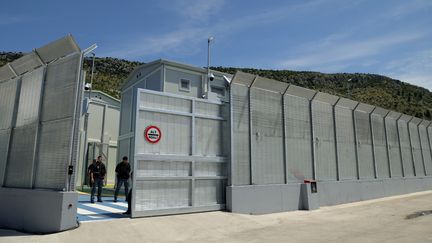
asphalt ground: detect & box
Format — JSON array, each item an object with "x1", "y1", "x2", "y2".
[{"x1": 1, "y1": 191, "x2": 431, "y2": 243}]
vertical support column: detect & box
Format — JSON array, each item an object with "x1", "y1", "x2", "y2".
[
  {"x1": 309, "y1": 93, "x2": 318, "y2": 180},
  {"x1": 332, "y1": 99, "x2": 340, "y2": 181},
  {"x1": 228, "y1": 87, "x2": 234, "y2": 186},
  {"x1": 396, "y1": 115, "x2": 405, "y2": 177},
  {"x1": 406, "y1": 117, "x2": 416, "y2": 176},
  {"x1": 352, "y1": 104, "x2": 360, "y2": 180},
  {"x1": 248, "y1": 77, "x2": 257, "y2": 185},
  {"x1": 417, "y1": 123, "x2": 427, "y2": 177},
  {"x1": 383, "y1": 112, "x2": 392, "y2": 178},
  {"x1": 282, "y1": 93, "x2": 288, "y2": 184},
  {"x1": 31, "y1": 65, "x2": 48, "y2": 188},
  {"x1": 369, "y1": 108, "x2": 378, "y2": 179},
  {"x1": 427, "y1": 124, "x2": 432, "y2": 176},
  {"x1": 2, "y1": 77, "x2": 22, "y2": 186},
  {"x1": 191, "y1": 99, "x2": 196, "y2": 206}
]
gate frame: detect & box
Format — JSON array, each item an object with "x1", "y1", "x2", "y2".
[{"x1": 131, "y1": 88, "x2": 228, "y2": 217}]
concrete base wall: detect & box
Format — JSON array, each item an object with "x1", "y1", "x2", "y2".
[
  {"x1": 227, "y1": 177, "x2": 432, "y2": 214},
  {"x1": 0, "y1": 188, "x2": 78, "y2": 233}
]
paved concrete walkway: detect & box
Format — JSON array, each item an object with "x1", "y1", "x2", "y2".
[{"x1": 1, "y1": 191, "x2": 432, "y2": 243}]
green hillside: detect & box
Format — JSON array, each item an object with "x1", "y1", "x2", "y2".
[{"x1": 1, "y1": 52, "x2": 431, "y2": 119}]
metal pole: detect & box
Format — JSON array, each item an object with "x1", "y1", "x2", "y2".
[
  {"x1": 90, "y1": 53, "x2": 96, "y2": 99},
  {"x1": 206, "y1": 37, "x2": 214, "y2": 98}
]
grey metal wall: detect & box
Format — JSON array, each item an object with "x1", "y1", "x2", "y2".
[
  {"x1": 0, "y1": 36, "x2": 83, "y2": 190},
  {"x1": 230, "y1": 71, "x2": 432, "y2": 187}
]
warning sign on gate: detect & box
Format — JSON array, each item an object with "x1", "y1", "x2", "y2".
[{"x1": 144, "y1": 125, "x2": 161, "y2": 144}]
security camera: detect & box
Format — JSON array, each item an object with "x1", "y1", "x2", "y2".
[
  {"x1": 84, "y1": 83, "x2": 92, "y2": 90},
  {"x1": 208, "y1": 72, "x2": 215, "y2": 81}
]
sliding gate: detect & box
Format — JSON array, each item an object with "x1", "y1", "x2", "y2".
[{"x1": 132, "y1": 89, "x2": 228, "y2": 217}]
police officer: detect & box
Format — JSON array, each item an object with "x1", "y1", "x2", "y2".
[
  {"x1": 114, "y1": 156, "x2": 131, "y2": 202},
  {"x1": 88, "y1": 155, "x2": 106, "y2": 203}
]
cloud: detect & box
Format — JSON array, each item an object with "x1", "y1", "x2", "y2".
[
  {"x1": 278, "y1": 31, "x2": 427, "y2": 72},
  {"x1": 382, "y1": 49, "x2": 432, "y2": 90},
  {"x1": 0, "y1": 14, "x2": 27, "y2": 26},
  {"x1": 101, "y1": 0, "x2": 329, "y2": 59}
]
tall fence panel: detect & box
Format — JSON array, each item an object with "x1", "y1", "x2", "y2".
[
  {"x1": 398, "y1": 116, "x2": 414, "y2": 177},
  {"x1": 409, "y1": 118, "x2": 425, "y2": 176},
  {"x1": 0, "y1": 35, "x2": 83, "y2": 191},
  {"x1": 354, "y1": 104, "x2": 375, "y2": 179},
  {"x1": 371, "y1": 109, "x2": 390, "y2": 178},
  {"x1": 335, "y1": 100, "x2": 357, "y2": 180},
  {"x1": 284, "y1": 94, "x2": 313, "y2": 182},
  {"x1": 312, "y1": 100, "x2": 337, "y2": 181},
  {"x1": 385, "y1": 113, "x2": 403, "y2": 177},
  {"x1": 0, "y1": 78, "x2": 19, "y2": 186},
  {"x1": 250, "y1": 87, "x2": 285, "y2": 184},
  {"x1": 419, "y1": 121, "x2": 432, "y2": 175},
  {"x1": 230, "y1": 72, "x2": 255, "y2": 185}
]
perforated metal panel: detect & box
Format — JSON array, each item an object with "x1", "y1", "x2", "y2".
[
  {"x1": 231, "y1": 84, "x2": 251, "y2": 185},
  {"x1": 385, "y1": 117, "x2": 403, "y2": 177},
  {"x1": 250, "y1": 88, "x2": 284, "y2": 184},
  {"x1": 0, "y1": 78, "x2": 19, "y2": 130},
  {"x1": 34, "y1": 119, "x2": 73, "y2": 189},
  {"x1": 120, "y1": 89, "x2": 133, "y2": 135},
  {"x1": 132, "y1": 89, "x2": 227, "y2": 217},
  {"x1": 335, "y1": 107, "x2": 357, "y2": 180},
  {"x1": 409, "y1": 123, "x2": 424, "y2": 176},
  {"x1": 312, "y1": 101, "x2": 337, "y2": 181},
  {"x1": 371, "y1": 114, "x2": 390, "y2": 178},
  {"x1": 0, "y1": 129, "x2": 11, "y2": 186},
  {"x1": 4, "y1": 125, "x2": 37, "y2": 188},
  {"x1": 354, "y1": 110, "x2": 375, "y2": 179},
  {"x1": 398, "y1": 120, "x2": 414, "y2": 177},
  {"x1": 419, "y1": 125, "x2": 432, "y2": 175},
  {"x1": 284, "y1": 95, "x2": 313, "y2": 182},
  {"x1": 15, "y1": 68, "x2": 44, "y2": 127}
]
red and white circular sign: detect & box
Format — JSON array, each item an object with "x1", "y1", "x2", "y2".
[{"x1": 144, "y1": 125, "x2": 162, "y2": 144}]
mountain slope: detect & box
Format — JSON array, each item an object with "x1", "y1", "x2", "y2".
[{"x1": 1, "y1": 52, "x2": 430, "y2": 119}]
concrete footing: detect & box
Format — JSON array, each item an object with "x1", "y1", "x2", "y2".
[
  {"x1": 227, "y1": 177, "x2": 432, "y2": 214},
  {"x1": 0, "y1": 188, "x2": 78, "y2": 233}
]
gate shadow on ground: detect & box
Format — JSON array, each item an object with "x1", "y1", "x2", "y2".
[{"x1": 77, "y1": 194, "x2": 130, "y2": 222}]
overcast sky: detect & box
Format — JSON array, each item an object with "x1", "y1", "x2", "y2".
[{"x1": 1, "y1": 0, "x2": 431, "y2": 89}]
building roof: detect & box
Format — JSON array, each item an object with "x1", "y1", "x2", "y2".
[{"x1": 121, "y1": 58, "x2": 232, "y2": 91}]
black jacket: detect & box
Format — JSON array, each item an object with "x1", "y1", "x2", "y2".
[
  {"x1": 88, "y1": 162, "x2": 106, "y2": 179},
  {"x1": 115, "y1": 162, "x2": 131, "y2": 179}
]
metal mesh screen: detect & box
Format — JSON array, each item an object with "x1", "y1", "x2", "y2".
[
  {"x1": 196, "y1": 118, "x2": 224, "y2": 156},
  {"x1": 0, "y1": 78, "x2": 19, "y2": 130},
  {"x1": 284, "y1": 95, "x2": 313, "y2": 182},
  {"x1": 4, "y1": 125, "x2": 37, "y2": 188},
  {"x1": 34, "y1": 119, "x2": 73, "y2": 189},
  {"x1": 15, "y1": 68, "x2": 44, "y2": 127},
  {"x1": 354, "y1": 111, "x2": 375, "y2": 179},
  {"x1": 335, "y1": 107, "x2": 357, "y2": 180},
  {"x1": 135, "y1": 179, "x2": 191, "y2": 211},
  {"x1": 250, "y1": 88, "x2": 284, "y2": 184},
  {"x1": 312, "y1": 101, "x2": 337, "y2": 181},
  {"x1": 140, "y1": 92, "x2": 192, "y2": 113},
  {"x1": 409, "y1": 123, "x2": 425, "y2": 176},
  {"x1": 419, "y1": 125, "x2": 432, "y2": 175},
  {"x1": 195, "y1": 180, "x2": 225, "y2": 206},
  {"x1": 0, "y1": 129, "x2": 11, "y2": 186},
  {"x1": 195, "y1": 101, "x2": 221, "y2": 117},
  {"x1": 231, "y1": 84, "x2": 251, "y2": 185},
  {"x1": 371, "y1": 114, "x2": 390, "y2": 178},
  {"x1": 398, "y1": 120, "x2": 414, "y2": 177},
  {"x1": 120, "y1": 89, "x2": 133, "y2": 135},
  {"x1": 385, "y1": 118, "x2": 403, "y2": 177}
]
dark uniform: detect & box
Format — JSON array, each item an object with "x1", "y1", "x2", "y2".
[
  {"x1": 114, "y1": 161, "x2": 131, "y2": 202},
  {"x1": 88, "y1": 160, "x2": 106, "y2": 203}
]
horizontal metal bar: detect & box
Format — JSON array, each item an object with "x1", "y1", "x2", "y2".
[
  {"x1": 136, "y1": 176, "x2": 227, "y2": 181},
  {"x1": 139, "y1": 106, "x2": 225, "y2": 121},
  {"x1": 118, "y1": 132, "x2": 134, "y2": 140},
  {"x1": 132, "y1": 204, "x2": 225, "y2": 218},
  {"x1": 137, "y1": 88, "x2": 223, "y2": 105},
  {"x1": 135, "y1": 153, "x2": 227, "y2": 163}
]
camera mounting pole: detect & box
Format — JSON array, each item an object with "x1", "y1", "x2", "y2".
[{"x1": 206, "y1": 36, "x2": 214, "y2": 98}]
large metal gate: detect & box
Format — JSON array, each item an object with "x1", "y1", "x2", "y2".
[{"x1": 131, "y1": 89, "x2": 228, "y2": 217}]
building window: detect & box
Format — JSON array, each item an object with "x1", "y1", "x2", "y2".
[
  {"x1": 211, "y1": 85, "x2": 225, "y2": 97},
  {"x1": 179, "y1": 79, "x2": 191, "y2": 92}
]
